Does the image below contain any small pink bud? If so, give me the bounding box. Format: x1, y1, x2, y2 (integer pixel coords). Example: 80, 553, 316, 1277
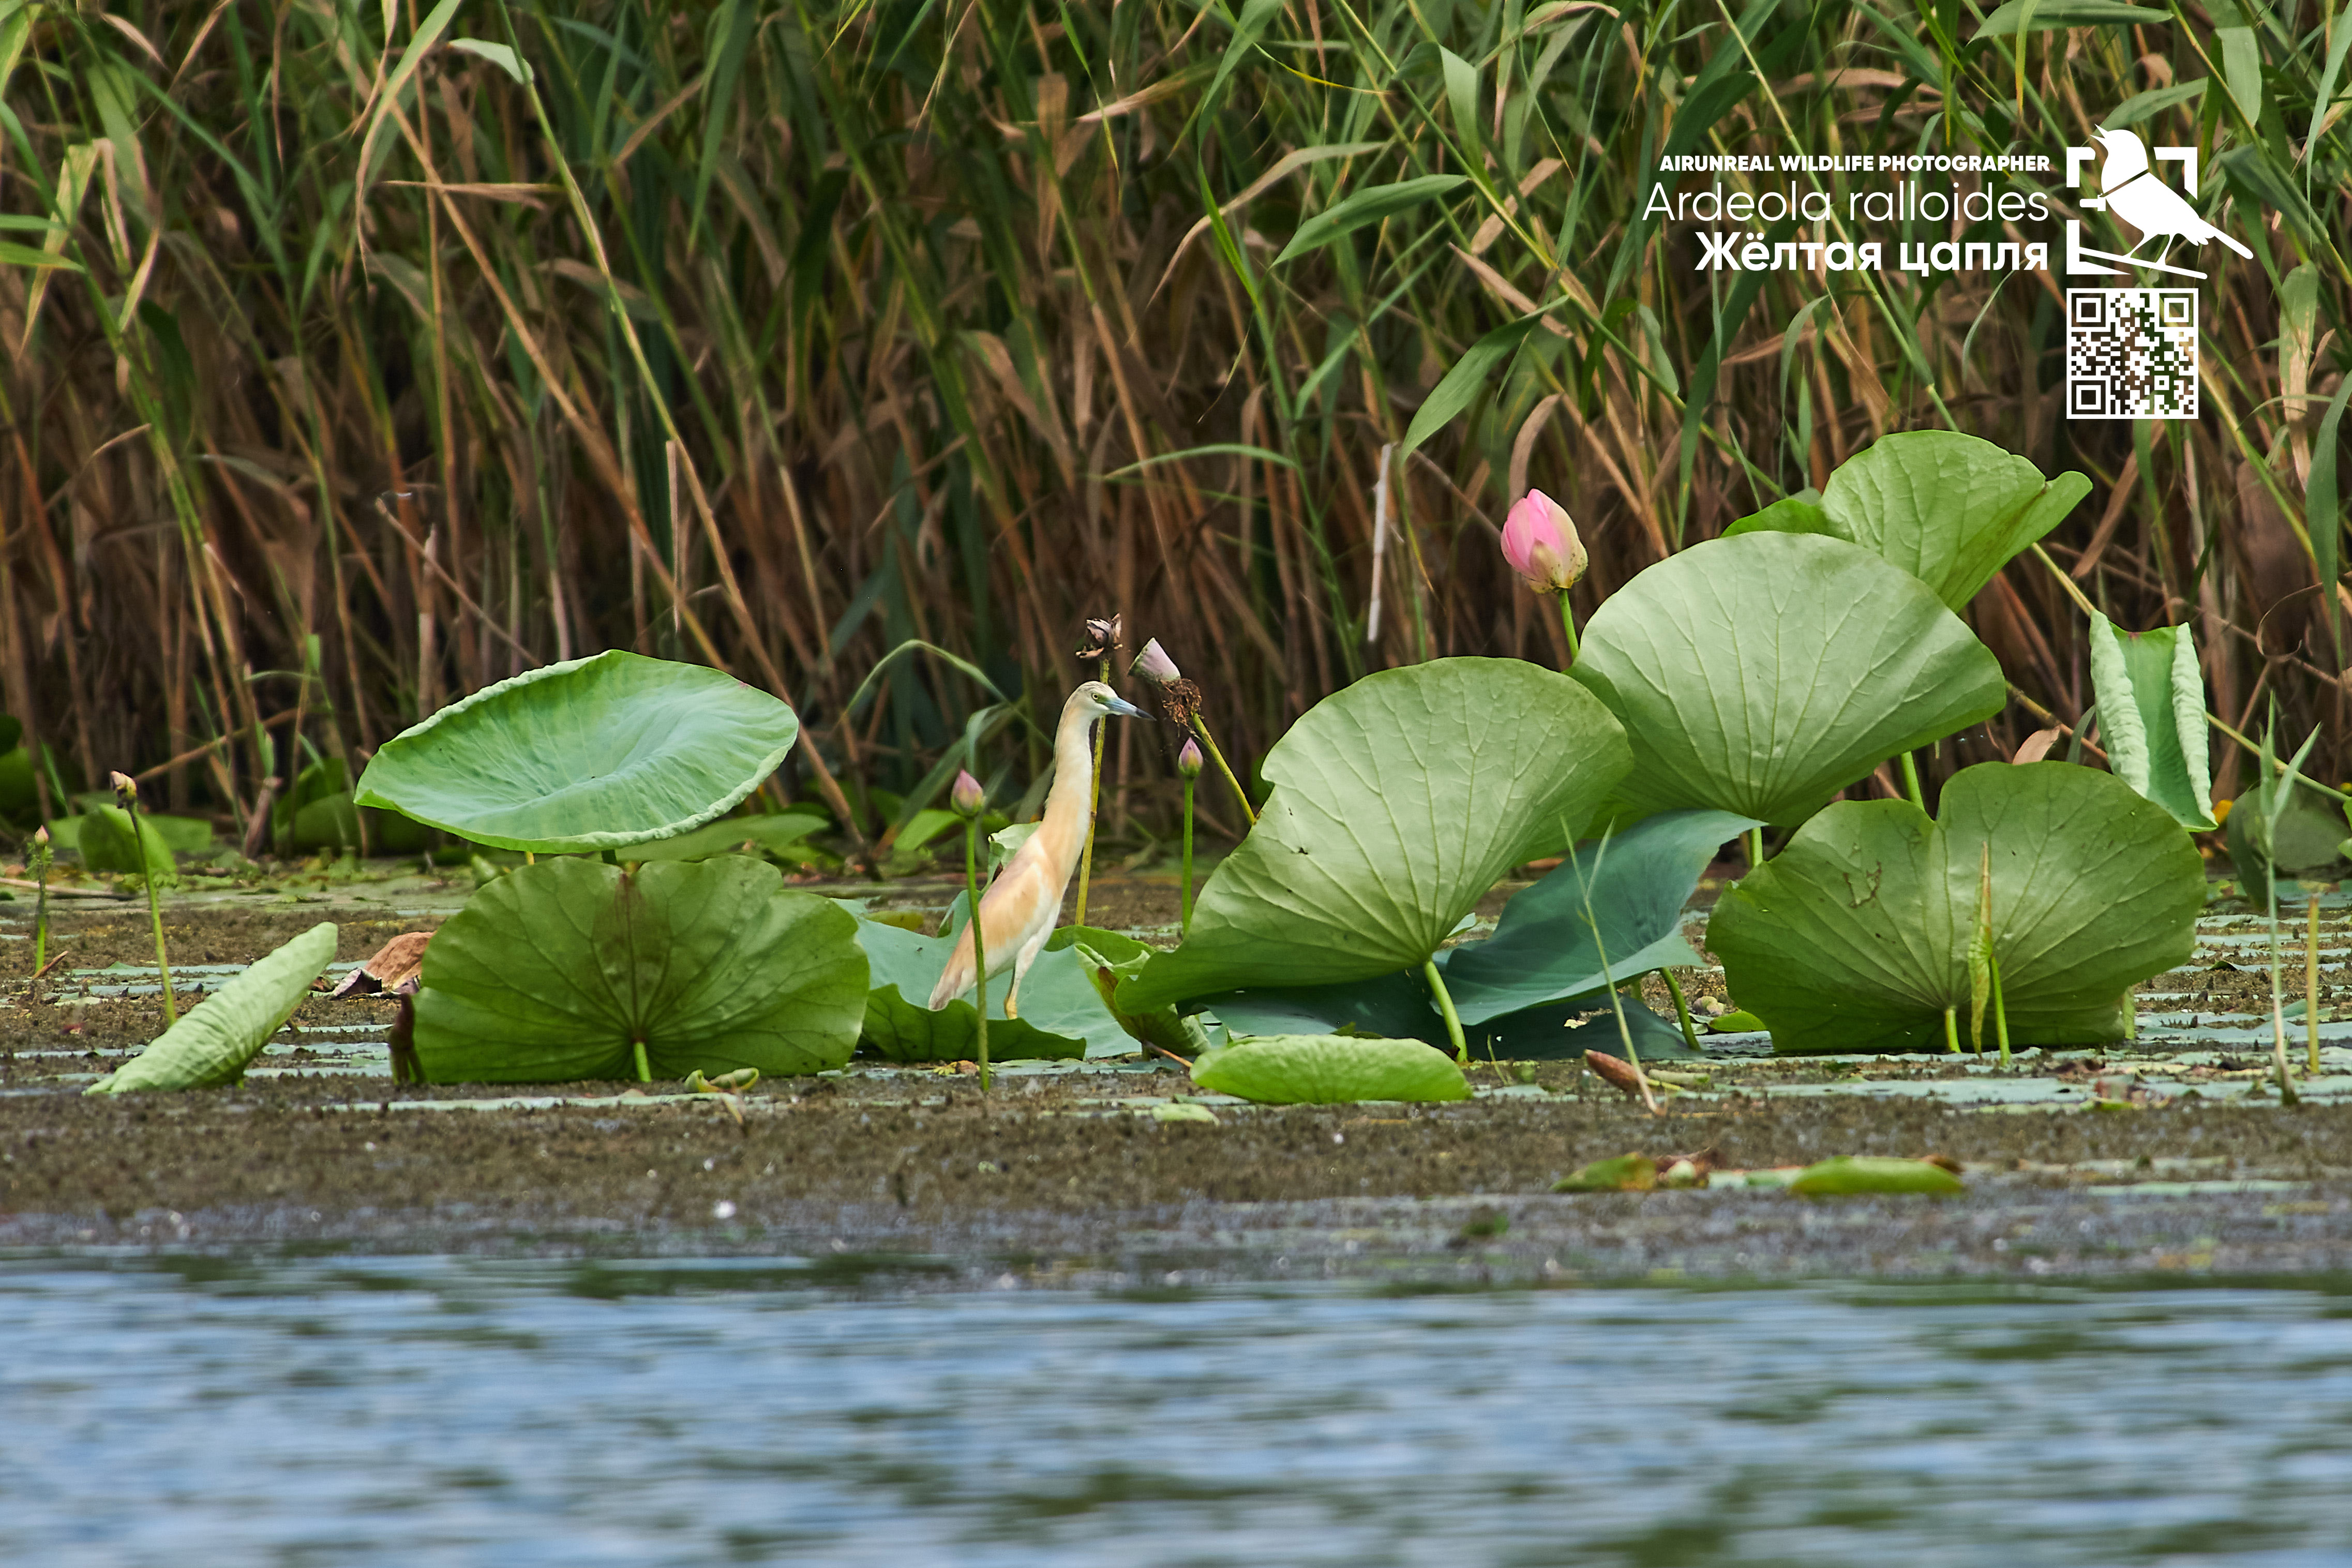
109, 770, 138, 808
1176, 737, 1204, 779
1131, 638, 1182, 684
1501, 489, 1586, 594
950, 769, 986, 818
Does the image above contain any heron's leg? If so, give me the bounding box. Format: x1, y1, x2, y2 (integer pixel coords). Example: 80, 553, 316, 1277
1005, 929, 1054, 1018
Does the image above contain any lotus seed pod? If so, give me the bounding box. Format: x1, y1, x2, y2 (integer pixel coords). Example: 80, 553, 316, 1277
950, 768, 986, 819
1500, 489, 1587, 594
1131, 638, 1182, 684
1177, 736, 1204, 779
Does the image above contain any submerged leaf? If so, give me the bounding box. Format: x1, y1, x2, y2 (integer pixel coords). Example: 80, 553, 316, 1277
413, 858, 866, 1081
1572, 533, 2005, 827
89, 924, 338, 1093
354, 651, 801, 853
2085, 611, 2215, 830
1190, 1035, 1470, 1104
1708, 763, 2204, 1053
1119, 659, 1629, 1010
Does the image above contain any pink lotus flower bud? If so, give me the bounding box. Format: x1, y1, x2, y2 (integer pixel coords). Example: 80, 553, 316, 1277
110, 769, 138, 808
950, 769, 986, 819
1501, 489, 1586, 594
1131, 638, 1182, 684
1176, 737, 1204, 779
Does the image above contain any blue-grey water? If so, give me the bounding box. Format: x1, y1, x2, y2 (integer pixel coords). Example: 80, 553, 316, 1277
7, 1256, 2351, 1566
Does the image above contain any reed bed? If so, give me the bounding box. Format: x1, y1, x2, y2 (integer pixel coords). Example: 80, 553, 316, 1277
1, 0, 2346, 852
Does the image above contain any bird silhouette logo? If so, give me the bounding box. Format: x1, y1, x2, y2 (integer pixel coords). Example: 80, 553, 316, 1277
2074, 126, 2251, 278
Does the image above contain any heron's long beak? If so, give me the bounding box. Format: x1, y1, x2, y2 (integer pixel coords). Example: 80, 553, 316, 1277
1103, 693, 1149, 719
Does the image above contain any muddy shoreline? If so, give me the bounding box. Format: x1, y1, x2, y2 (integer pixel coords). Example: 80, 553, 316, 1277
8, 878, 2352, 1286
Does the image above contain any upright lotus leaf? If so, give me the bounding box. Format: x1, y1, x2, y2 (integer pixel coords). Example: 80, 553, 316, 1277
1203, 970, 1702, 1060
1118, 659, 1630, 1011
413, 857, 866, 1081
78, 805, 182, 882
1709, 762, 2203, 1053
2085, 611, 2214, 829
2226, 772, 2350, 886
1190, 1035, 1470, 1104
354, 651, 800, 852
854, 916, 1091, 1061
1726, 431, 2091, 609
1440, 808, 1761, 1023
89, 923, 338, 1093
1573, 533, 2006, 827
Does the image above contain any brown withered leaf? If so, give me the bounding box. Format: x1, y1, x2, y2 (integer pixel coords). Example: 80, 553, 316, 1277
328, 930, 433, 998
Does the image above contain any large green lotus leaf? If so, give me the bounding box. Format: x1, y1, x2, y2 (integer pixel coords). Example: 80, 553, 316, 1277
1728, 432, 2090, 609
413, 857, 865, 1081
0, 737, 35, 824
1118, 658, 1630, 1011
852, 917, 1092, 1061
1191, 1035, 1470, 1104
89, 924, 338, 1093
1707, 762, 2203, 1053
354, 651, 800, 852
1440, 808, 1760, 1024
1572, 533, 2006, 827
2086, 611, 2214, 830
621, 811, 828, 863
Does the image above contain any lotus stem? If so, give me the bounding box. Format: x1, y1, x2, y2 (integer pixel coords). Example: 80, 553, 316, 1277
1991, 951, 2010, 1066
1074, 713, 1104, 928
633, 1041, 652, 1082
2309, 893, 2323, 1075
1567, 828, 1659, 1114
1557, 594, 1580, 668
1189, 716, 1256, 826
1660, 968, 1702, 1052
115, 775, 176, 1028
965, 816, 991, 1093
1743, 828, 1765, 876
1897, 751, 1926, 810
1179, 774, 1195, 933
1422, 958, 1468, 1065
1942, 1006, 1959, 1053
2267, 872, 2300, 1106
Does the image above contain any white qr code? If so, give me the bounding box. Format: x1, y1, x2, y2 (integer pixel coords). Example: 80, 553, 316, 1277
2066, 289, 2198, 420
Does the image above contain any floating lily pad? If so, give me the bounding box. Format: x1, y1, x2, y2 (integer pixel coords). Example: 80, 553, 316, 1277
2086, 611, 2214, 830
1440, 808, 1759, 1023
1725, 432, 2089, 609
89, 923, 338, 1093
354, 651, 801, 853
1787, 1156, 1964, 1196
413, 857, 866, 1081
1709, 762, 2205, 1053
1190, 1035, 1470, 1104
1119, 659, 1629, 1010
1572, 533, 2006, 827
1552, 1153, 1657, 1192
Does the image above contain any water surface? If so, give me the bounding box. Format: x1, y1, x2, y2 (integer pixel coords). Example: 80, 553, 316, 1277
6, 1256, 2350, 1565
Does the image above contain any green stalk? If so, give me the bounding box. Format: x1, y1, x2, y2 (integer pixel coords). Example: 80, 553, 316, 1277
2308, 893, 2323, 1076
633, 1041, 652, 1082
966, 816, 991, 1093
1179, 773, 1195, 933
116, 779, 177, 1028
1567, 827, 1658, 1113
1942, 1006, 1959, 1053
1557, 593, 1580, 667
1422, 958, 1468, 1064
1660, 967, 1702, 1052
1897, 752, 1926, 810
1991, 952, 2011, 1066
1189, 716, 1257, 826
1743, 828, 1766, 876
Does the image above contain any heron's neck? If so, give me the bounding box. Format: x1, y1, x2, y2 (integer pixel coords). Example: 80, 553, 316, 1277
1042, 708, 1101, 843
